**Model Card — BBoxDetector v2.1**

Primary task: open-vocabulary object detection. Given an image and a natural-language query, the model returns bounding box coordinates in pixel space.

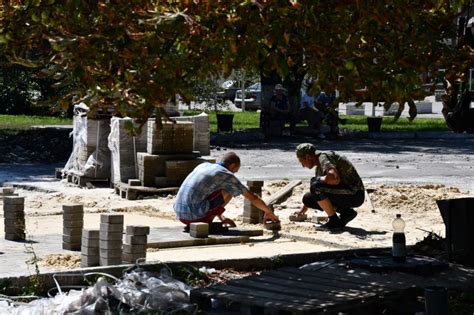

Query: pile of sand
[39,254,81,269]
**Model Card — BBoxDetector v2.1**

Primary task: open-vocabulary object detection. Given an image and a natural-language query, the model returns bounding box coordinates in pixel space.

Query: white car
[234,82,261,110]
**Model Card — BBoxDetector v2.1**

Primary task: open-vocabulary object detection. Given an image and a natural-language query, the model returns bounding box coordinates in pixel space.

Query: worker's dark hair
[220,152,241,168]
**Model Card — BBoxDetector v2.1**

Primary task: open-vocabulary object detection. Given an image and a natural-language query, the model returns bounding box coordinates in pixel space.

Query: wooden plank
[249,274,376,297]
[272,268,406,291]
[228,277,377,305]
[192,284,327,313]
[264,180,302,206]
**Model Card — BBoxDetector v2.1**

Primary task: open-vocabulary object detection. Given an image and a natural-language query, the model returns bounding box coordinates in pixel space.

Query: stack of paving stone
[122,225,150,264]
[99,213,124,266]
[173,113,211,156]
[1,187,18,199]
[189,222,209,238]
[109,117,148,185]
[3,196,25,241]
[81,229,100,267]
[243,180,264,224]
[147,119,194,154]
[63,204,84,250]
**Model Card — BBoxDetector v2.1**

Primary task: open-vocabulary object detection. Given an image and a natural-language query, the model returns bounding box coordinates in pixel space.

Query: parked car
[216,80,240,102]
[234,82,261,110]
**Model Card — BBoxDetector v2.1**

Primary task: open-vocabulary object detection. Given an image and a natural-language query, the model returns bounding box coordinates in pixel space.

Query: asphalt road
[1,137,473,193]
[225,137,474,192]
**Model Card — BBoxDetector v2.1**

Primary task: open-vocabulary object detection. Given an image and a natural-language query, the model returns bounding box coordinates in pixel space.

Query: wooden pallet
[115,183,179,200]
[191,263,416,314]
[66,173,109,188]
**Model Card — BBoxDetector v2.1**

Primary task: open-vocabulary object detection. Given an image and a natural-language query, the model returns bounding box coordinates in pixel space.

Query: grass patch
[0,115,72,130]
[340,115,449,132]
[0,112,449,133]
[183,110,260,133]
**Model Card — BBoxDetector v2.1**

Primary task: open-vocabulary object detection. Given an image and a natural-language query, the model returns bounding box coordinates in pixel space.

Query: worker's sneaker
[339,208,358,227]
[183,225,190,233]
[316,215,343,231]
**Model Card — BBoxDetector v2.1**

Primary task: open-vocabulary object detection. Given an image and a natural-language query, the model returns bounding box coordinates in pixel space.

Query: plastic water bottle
[392,214,406,262]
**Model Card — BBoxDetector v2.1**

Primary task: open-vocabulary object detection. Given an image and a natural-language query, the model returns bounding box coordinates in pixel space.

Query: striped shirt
[173,163,248,221]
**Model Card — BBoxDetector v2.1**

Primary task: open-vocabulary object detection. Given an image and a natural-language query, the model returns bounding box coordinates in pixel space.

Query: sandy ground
[1,179,470,270]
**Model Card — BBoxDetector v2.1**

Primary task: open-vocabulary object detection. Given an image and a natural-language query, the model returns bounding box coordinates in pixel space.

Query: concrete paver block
[99,231,123,241]
[82,229,100,239]
[63,227,83,236]
[5,232,25,241]
[125,235,147,245]
[62,204,84,213]
[3,197,25,205]
[100,223,124,233]
[63,242,81,251]
[81,237,99,248]
[81,246,99,256]
[3,212,25,221]
[99,240,123,250]
[62,234,81,244]
[100,257,122,266]
[1,187,15,194]
[3,204,24,212]
[100,214,124,224]
[63,212,84,221]
[100,248,122,259]
[81,255,99,267]
[128,179,141,186]
[122,244,147,254]
[122,252,146,263]
[63,219,84,228]
[125,225,150,235]
[247,180,264,188]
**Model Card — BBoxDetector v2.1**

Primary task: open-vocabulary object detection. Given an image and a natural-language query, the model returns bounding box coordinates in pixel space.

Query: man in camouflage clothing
[295,143,365,230]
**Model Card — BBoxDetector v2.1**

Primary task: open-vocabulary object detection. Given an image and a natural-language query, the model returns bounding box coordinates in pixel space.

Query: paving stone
[125,235,147,245]
[190,222,209,232]
[63,242,81,251]
[5,232,25,241]
[62,204,84,213]
[82,229,100,239]
[99,240,123,250]
[81,246,100,256]
[4,221,25,231]
[122,252,146,263]
[62,234,82,244]
[100,223,124,233]
[1,187,15,194]
[100,248,122,259]
[99,231,123,241]
[81,255,100,267]
[247,180,264,188]
[62,212,84,221]
[4,226,24,234]
[82,237,99,248]
[63,227,83,236]
[100,214,124,224]
[100,257,122,266]
[62,219,84,229]
[3,212,25,220]
[122,244,147,254]
[125,225,150,236]
[190,230,208,238]
[3,197,25,205]
[3,204,24,213]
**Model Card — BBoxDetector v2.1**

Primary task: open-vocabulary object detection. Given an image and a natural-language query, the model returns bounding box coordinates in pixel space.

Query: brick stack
[165,160,202,186]
[109,117,148,185]
[99,213,124,266]
[62,204,84,250]
[81,229,100,267]
[3,196,26,241]
[173,113,211,156]
[122,225,150,264]
[189,222,209,238]
[147,120,194,154]
[243,180,264,224]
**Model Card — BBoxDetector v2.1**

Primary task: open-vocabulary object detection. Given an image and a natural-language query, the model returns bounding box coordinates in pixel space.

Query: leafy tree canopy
[0,1,472,120]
